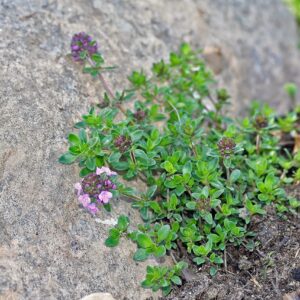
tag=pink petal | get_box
[96,167,105,175]
[96,166,117,176]
[74,182,82,195]
[87,203,99,214]
[78,194,91,207]
[98,191,113,203]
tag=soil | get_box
[162,186,300,300]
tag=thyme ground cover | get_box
[59,33,300,296]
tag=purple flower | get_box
[96,166,117,176]
[74,167,118,214]
[98,191,113,204]
[78,194,91,208]
[87,203,99,215]
[114,135,132,153]
[71,32,98,62]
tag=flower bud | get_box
[71,32,98,62]
[218,137,236,157]
[254,115,268,129]
[114,135,132,152]
[133,109,146,121]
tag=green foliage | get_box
[285,0,300,24]
[61,43,300,295]
[141,262,188,296]
[105,215,130,247]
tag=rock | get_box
[81,293,116,300]
[238,255,253,271]
[291,268,300,282]
[0,0,300,300]
[283,289,300,300]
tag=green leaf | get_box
[201,186,209,199]
[79,167,92,177]
[157,225,170,243]
[146,185,157,198]
[162,286,172,296]
[224,218,235,231]
[79,129,87,143]
[68,133,80,145]
[113,161,130,171]
[223,157,231,169]
[191,193,201,199]
[74,121,86,129]
[150,128,160,140]
[134,149,156,167]
[91,53,104,64]
[131,130,144,142]
[208,233,220,243]
[128,70,147,87]
[108,228,120,239]
[173,213,182,222]
[186,201,197,210]
[161,161,176,174]
[265,173,276,190]
[85,157,96,170]
[117,215,129,232]
[154,245,166,257]
[210,266,218,276]
[141,279,152,288]
[202,212,214,225]
[176,261,188,270]
[193,257,205,265]
[182,161,192,176]
[137,233,153,248]
[211,189,224,199]
[103,203,111,212]
[258,193,269,202]
[214,256,224,265]
[108,152,121,163]
[149,201,161,214]
[105,236,120,247]
[230,169,241,183]
[169,194,178,210]
[193,245,209,256]
[133,248,149,261]
[59,153,77,164]
[171,275,182,285]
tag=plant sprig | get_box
[60,33,300,296]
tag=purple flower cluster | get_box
[217,137,236,157]
[71,32,98,62]
[133,109,146,121]
[74,167,117,215]
[114,135,132,153]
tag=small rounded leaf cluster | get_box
[217,88,230,102]
[74,167,117,214]
[218,137,236,157]
[254,115,268,129]
[114,135,132,152]
[71,32,98,62]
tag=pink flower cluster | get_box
[70,32,98,62]
[74,166,117,215]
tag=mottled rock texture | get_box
[0,0,299,299]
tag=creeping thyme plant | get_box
[59,32,300,296]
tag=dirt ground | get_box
[162,186,300,300]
